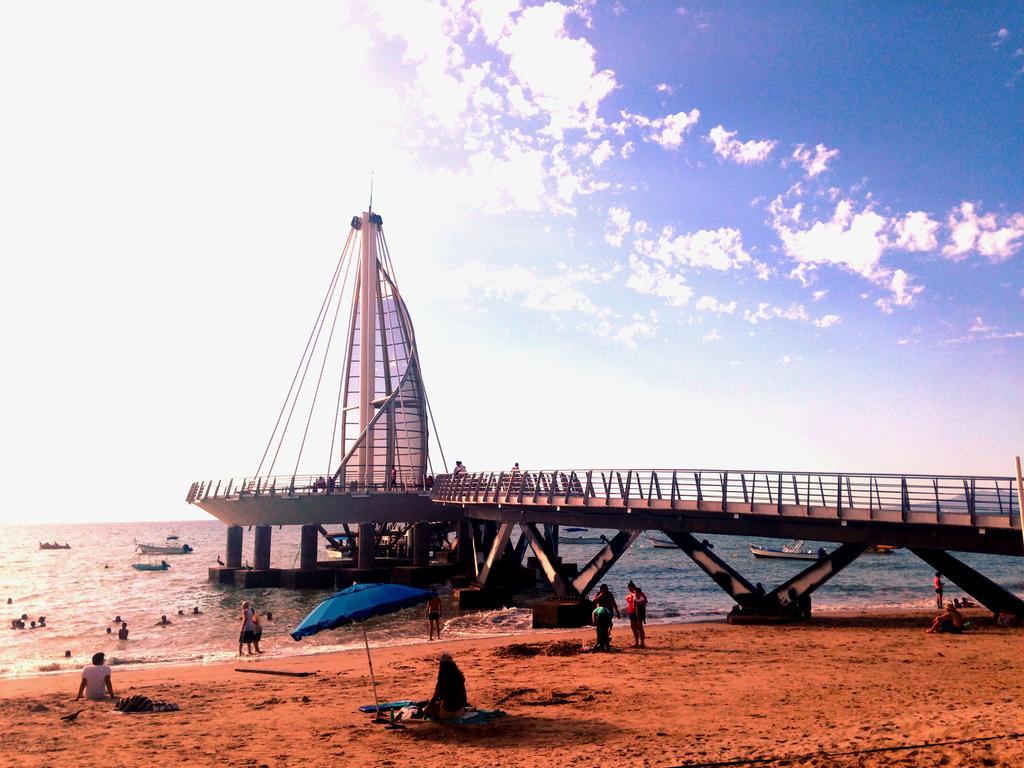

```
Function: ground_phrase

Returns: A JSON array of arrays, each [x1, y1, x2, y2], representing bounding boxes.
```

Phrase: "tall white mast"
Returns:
[[357, 211, 378, 486]]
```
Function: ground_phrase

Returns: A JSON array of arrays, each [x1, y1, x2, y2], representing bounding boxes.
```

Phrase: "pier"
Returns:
[[187, 208, 1024, 626]]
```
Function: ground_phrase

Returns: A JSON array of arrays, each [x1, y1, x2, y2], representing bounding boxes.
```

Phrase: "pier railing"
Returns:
[[186, 472, 432, 504], [431, 468, 1021, 530]]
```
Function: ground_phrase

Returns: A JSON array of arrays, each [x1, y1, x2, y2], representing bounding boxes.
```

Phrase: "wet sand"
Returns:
[[1, 610, 1022, 767]]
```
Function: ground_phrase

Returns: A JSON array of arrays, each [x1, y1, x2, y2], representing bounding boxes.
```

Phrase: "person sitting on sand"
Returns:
[[118, 622, 128, 641], [592, 604, 613, 651], [239, 601, 255, 656], [423, 653, 467, 720], [427, 593, 443, 640], [76, 652, 114, 701], [156, 615, 172, 626], [926, 602, 965, 634]]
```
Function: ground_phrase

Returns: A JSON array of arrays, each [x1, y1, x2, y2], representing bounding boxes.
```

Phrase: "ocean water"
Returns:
[[1, 519, 1021, 678]]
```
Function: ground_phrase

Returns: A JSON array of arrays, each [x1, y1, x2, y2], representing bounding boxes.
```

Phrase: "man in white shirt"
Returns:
[[76, 652, 114, 701]]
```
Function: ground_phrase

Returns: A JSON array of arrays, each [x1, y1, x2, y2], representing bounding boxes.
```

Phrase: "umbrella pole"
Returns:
[[362, 622, 381, 715]]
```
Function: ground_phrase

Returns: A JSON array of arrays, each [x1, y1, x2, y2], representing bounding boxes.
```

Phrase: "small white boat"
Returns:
[[559, 527, 609, 546], [648, 536, 675, 548], [136, 536, 193, 555], [748, 540, 827, 560], [132, 558, 170, 571]]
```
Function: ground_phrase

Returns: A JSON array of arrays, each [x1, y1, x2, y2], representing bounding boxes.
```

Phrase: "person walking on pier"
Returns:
[[427, 593, 443, 640], [238, 601, 256, 656], [933, 572, 944, 610]]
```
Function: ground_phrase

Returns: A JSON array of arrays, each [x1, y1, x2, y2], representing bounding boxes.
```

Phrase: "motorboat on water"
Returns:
[[132, 558, 170, 571], [648, 536, 676, 548], [748, 540, 827, 560], [136, 536, 193, 555], [39, 542, 71, 550], [559, 527, 609, 546], [325, 533, 356, 560], [865, 544, 899, 554]]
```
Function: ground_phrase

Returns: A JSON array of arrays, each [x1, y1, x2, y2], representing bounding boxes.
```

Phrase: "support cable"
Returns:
[[254, 230, 353, 478], [266, 236, 352, 478], [291, 238, 355, 479]]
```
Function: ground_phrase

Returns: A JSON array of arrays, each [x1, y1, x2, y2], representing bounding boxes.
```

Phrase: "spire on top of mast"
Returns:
[[368, 171, 374, 213]]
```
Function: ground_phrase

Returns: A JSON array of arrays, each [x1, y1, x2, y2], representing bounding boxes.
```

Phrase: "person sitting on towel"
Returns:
[[423, 653, 467, 720]]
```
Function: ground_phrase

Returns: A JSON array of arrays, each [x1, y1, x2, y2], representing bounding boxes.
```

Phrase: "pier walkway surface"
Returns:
[[430, 467, 1022, 555]]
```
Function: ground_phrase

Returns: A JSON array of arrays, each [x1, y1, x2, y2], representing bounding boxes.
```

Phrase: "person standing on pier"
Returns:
[[933, 572, 944, 610]]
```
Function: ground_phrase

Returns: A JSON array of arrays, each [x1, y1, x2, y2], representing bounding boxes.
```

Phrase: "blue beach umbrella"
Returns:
[[291, 583, 436, 712]]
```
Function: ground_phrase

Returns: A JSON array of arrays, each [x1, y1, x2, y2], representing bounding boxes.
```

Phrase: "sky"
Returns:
[[1, 1, 1022, 524]]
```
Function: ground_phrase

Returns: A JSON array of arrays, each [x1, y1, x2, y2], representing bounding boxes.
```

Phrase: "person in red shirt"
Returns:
[[933, 572, 943, 610], [626, 581, 648, 649]]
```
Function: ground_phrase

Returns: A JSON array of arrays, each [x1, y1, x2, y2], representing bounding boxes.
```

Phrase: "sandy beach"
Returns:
[[2, 610, 1022, 767]]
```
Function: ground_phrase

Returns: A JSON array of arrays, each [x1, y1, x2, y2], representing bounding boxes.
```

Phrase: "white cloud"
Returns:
[[624, 254, 694, 306], [812, 289, 828, 301], [620, 141, 635, 159], [813, 314, 841, 328], [635, 226, 751, 271], [497, 2, 617, 139], [941, 203, 1024, 262], [621, 108, 701, 149], [605, 205, 632, 247], [874, 269, 923, 314], [656, 83, 674, 94], [695, 295, 737, 314], [770, 196, 888, 280], [791, 143, 840, 178], [779, 355, 793, 364], [451, 261, 609, 317], [744, 303, 809, 324], [707, 124, 777, 165], [596, 311, 658, 348], [702, 328, 721, 342], [770, 194, 928, 312], [893, 211, 940, 252], [969, 316, 994, 333], [590, 140, 614, 167], [993, 28, 1010, 47]]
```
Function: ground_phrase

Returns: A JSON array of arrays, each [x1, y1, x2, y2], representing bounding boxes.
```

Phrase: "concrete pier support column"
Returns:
[[253, 525, 272, 571], [299, 524, 319, 570], [357, 522, 376, 569], [226, 526, 243, 568], [457, 520, 474, 571], [411, 523, 430, 567]]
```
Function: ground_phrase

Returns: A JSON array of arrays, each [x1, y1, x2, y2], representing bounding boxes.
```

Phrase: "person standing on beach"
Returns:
[[117, 622, 128, 641], [76, 652, 114, 701], [427, 593, 443, 640], [238, 601, 255, 656], [592, 604, 613, 651], [251, 612, 263, 654], [594, 584, 620, 618], [933, 572, 943, 610], [626, 581, 648, 649]]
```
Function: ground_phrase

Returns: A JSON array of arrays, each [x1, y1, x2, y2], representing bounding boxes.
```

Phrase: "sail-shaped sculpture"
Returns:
[[335, 211, 428, 489], [187, 209, 446, 527]]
